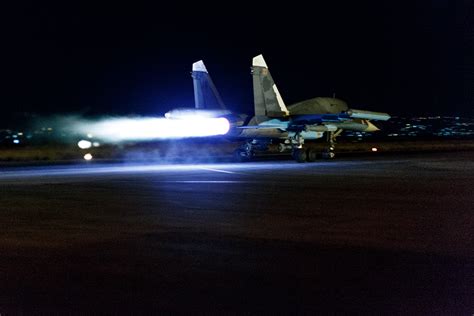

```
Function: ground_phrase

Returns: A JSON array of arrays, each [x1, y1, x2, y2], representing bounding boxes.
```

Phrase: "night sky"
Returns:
[[2, 1, 472, 127]]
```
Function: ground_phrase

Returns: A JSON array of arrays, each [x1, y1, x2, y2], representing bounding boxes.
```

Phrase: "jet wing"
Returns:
[[291, 113, 351, 124], [238, 119, 289, 130], [346, 109, 391, 121]]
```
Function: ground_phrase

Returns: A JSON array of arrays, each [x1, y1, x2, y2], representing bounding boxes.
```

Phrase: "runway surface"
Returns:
[[0, 152, 473, 313]]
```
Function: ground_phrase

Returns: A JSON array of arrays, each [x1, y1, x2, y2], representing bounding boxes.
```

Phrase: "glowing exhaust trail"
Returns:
[[69, 116, 230, 142]]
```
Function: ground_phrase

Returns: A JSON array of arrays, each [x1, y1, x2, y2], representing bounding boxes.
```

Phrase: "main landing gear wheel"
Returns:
[[306, 149, 318, 162], [233, 149, 253, 162], [292, 149, 307, 163]]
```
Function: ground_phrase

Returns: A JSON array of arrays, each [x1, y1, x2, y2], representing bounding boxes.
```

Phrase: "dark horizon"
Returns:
[[2, 1, 472, 127]]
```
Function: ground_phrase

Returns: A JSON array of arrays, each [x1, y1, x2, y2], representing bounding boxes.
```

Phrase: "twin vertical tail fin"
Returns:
[[192, 56, 289, 122], [192, 60, 226, 110], [251, 54, 289, 123]]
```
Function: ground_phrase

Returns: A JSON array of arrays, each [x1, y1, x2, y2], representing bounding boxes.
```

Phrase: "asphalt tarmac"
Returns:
[[0, 152, 473, 314]]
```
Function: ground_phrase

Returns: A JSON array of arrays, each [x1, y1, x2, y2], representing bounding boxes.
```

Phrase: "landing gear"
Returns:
[[233, 140, 269, 162], [233, 142, 254, 162], [321, 149, 336, 159], [292, 148, 307, 163], [288, 129, 342, 162], [321, 130, 341, 159], [233, 148, 252, 162], [232, 129, 342, 163], [289, 132, 305, 163], [292, 148, 320, 162], [306, 148, 318, 162]]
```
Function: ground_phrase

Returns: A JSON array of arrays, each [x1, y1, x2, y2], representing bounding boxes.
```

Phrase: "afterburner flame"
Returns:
[[71, 116, 230, 142]]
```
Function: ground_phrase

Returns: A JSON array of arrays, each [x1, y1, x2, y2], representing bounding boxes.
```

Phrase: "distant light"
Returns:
[[87, 133, 94, 138], [371, 147, 378, 152], [78, 140, 92, 149], [92, 142, 100, 147], [18, 132, 23, 136], [13, 139, 20, 144], [84, 153, 93, 160]]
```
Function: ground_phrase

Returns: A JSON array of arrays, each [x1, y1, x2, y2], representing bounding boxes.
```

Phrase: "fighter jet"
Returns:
[[244, 54, 390, 161], [167, 55, 390, 162]]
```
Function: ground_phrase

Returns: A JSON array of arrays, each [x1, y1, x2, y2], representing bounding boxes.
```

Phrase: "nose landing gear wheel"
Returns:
[[322, 150, 336, 159]]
